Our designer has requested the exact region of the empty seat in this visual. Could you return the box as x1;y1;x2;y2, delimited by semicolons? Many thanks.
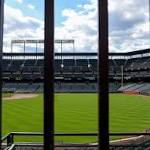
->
24;60;36;66
76;59;88;66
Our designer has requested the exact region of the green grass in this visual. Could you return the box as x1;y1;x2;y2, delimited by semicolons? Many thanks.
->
2;92;13;98
2;93;150;143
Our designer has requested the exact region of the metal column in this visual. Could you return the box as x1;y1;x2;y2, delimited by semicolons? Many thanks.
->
98;0;109;149
44;0;54;150
0;0;4;149
23;41;25;59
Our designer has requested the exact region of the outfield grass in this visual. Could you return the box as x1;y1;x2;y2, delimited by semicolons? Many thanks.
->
2;93;150;143
2;92;13;98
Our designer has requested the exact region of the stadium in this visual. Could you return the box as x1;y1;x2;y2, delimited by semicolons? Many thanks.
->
1;39;150;150
0;0;150;150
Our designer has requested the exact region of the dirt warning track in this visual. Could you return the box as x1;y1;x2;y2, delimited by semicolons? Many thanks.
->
3;93;38;100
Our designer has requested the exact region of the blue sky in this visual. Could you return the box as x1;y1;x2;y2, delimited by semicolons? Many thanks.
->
3;0;150;53
55;0;88;26
6;0;88;26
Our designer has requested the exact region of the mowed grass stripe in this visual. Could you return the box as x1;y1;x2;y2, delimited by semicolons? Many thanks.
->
110;94;150;133
3;95;43;134
2;93;150;143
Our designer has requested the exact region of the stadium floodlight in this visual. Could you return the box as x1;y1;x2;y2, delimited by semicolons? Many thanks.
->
61;63;64;68
11;39;75;59
55;40;74;43
88;64;91;68
11;39;74;44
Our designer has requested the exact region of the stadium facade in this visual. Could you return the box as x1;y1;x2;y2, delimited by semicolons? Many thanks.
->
1;40;150;150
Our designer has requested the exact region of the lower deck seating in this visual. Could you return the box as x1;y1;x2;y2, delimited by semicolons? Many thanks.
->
2;82;120;93
118;83;150;95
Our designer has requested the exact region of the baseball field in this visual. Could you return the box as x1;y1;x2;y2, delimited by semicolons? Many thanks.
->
2;93;150;143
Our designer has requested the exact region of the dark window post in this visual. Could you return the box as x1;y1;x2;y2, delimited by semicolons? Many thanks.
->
0;0;4;149
98;0;109;149
44;0;54;150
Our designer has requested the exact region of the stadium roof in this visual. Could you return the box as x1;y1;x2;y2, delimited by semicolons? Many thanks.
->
3;48;150;57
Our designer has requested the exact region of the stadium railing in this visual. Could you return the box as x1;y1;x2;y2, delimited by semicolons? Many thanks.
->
2;132;150;150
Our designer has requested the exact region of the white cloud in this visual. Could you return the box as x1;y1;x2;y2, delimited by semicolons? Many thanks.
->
27;4;35;10
108;0;150;52
3;4;43;52
55;0;98;53
16;0;23;4
3;0;150;53
55;0;150;52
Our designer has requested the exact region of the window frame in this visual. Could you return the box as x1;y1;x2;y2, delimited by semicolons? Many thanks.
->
0;0;4;149
0;0;109;149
